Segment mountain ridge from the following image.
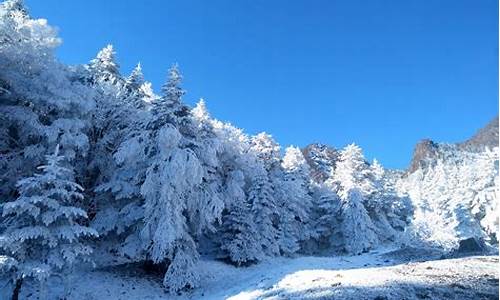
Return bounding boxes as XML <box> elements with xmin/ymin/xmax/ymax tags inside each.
<box><xmin>408</xmin><ymin>116</ymin><xmax>499</xmax><ymax>173</ymax></box>
<box><xmin>302</xmin><ymin>116</ymin><xmax>498</xmax><ymax>176</ymax></box>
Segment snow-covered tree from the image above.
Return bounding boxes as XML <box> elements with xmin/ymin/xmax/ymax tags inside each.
<box><xmin>340</xmin><ymin>188</ymin><xmax>378</xmax><ymax>254</ymax></box>
<box><xmin>186</xmin><ymin>99</ymin><xmax>225</xmax><ymax>236</ymax></box>
<box><xmin>0</xmin><ymin>145</ymin><xmax>97</xmax><ymax>296</ymax></box>
<box><xmin>150</xmin><ymin>64</ymin><xmax>191</xmax><ymax>130</ymax></box>
<box><xmin>126</xmin><ymin>63</ymin><xmax>145</xmax><ymax>90</ymax></box>
<box><xmin>250</xmin><ymin>132</ymin><xmax>281</xmax><ymax>172</ymax></box>
<box><xmin>333</xmin><ymin>144</ymin><xmax>373</xmax><ymax>196</ymax></box>
<box><xmin>0</xmin><ymin>0</ymin><xmax>94</xmax><ymax>203</ymax></box>
<box><xmin>219</xmin><ymin>170</ymin><xmax>263</xmax><ymax>265</ymax></box>
<box><xmin>248</xmin><ymin>170</ymin><xmax>280</xmax><ymax>256</ymax></box>
<box><xmin>162</xmin><ymin>238</ymin><xmax>200</xmax><ymax>292</ymax></box>
<box><xmin>139</xmin><ymin>124</ymin><xmax>203</xmax><ymax>292</ymax></box>
<box><xmin>2</xmin><ymin>0</ymin><xmax>27</xmax><ymax>15</ymax></box>
<box><xmin>161</xmin><ymin>63</ymin><xmax>184</xmax><ymax>106</ymax></box>
<box><xmin>277</xmin><ymin>146</ymin><xmax>314</xmax><ymax>254</ymax></box>
<box><xmin>122</xmin><ymin>63</ymin><xmax>150</xmax><ymax>109</ymax></box>
<box><xmin>88</xmin><ymin>44</ymin><xmax>121</xmax><ymax>84</ymax></box>
<box><xmin>333</xmin><ymin>144</ymin><xmax>378</xmax><ymax>254</ymax></box>
<box><xmin>310</xmin><ymin>184</ymin><xmax>342</xmax><ymax>251</ymax></box>
<box><xmin>90</xmin><ymin>126</ymin><xmax>150</xmax><ymax>259</ymax></box>
<box><xmin>364</xmin><ymin>159</ymin><xmax>412</xmax><ymax>243</ymax></box>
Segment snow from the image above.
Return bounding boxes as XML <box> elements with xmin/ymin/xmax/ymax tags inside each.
<box><xmin>229</xmin><ymin>256</ymin><xmax>498</xmax><ymax>300</ymax></box>
<box><xmin>5</xmin><ymin>249</ymin><xmax>497</xmax><ymax>300</ymax></box>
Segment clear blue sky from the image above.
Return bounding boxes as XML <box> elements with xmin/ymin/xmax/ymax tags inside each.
<box><xmin>26</xmin><ymin>0</ymin><xmax>498</xmax><ymax>169</ymax></box>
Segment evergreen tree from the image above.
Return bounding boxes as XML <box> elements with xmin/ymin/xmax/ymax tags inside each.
<box><xmin>89</xmin><ymin>44</ymin><xmax>120</xmax><ymax>84</ymax></box>
<box><xmin>126</xmin><ymin>63</ymin><xmax>145</xmax><ymax>90</ymax></box>
<box><xmin>192</xmin><ymin>98</ymin><xmax>208</xmax><ymax>122</ymax></box>
<box><xmin>187</xmin><ymin>100</ymin><xmax>225</xmax><ymax>236</ymax></box>
<box><xmin>150</xmin><ymin>64</ymin><xmax>191</xmax><ymax>130</ymax></box>
<box><xmin>122</xmin><ymin>63</ymin><xmax>148</xmax><ymax>109</ymax></box>
<box><xmin>333</xmin><ymin>144</ymin><xmax>372</xmax><ymax>196</ymax></box>
<box><xmin>365</xmin><ymin>159</ymin><xmax>411</xmax><ymax>243</ymax></box>
<box><xmin>277</xmin><ymin>146</ymin><xmax>314</xmax><ymax>254</ymax></box>
<box><xmin>219</xmin><ymin>170</ymin><xmax>263</xmax><ymax>265</ymax></box>
<box><xmin>311</xmin><ymin>185</ymin><xmax>342</xmax><ymax>250</ymax></box>
<box><xmin>163</xmin><ymin>238</ymin><xmax>200</xmax><ymax>292</ymax></box>
<box><xmin>340</xmin><ymin>188</ymin><xmax>378</xmax><ymax>254</ymax></box>
<box><xmin>0</xmin><ymin>0</ymin><xmax>93</xmax><ymax>203</ymax></box>
<box><xmin>161</xmin><ymin>63</ymin><xmax>184</xmax><ymax>105</ymax></box>
<box><xmin>334</xmin><ymin>144</ymin><xmax>378</xmax><ymax>254</ymax></box>
<box><xmin>0</xmin><ymin>145</ymin><xmax>97</xmax><ymax>295</ymax></box>
<box><xmin>139</xmin><ymin>124</ymin><xmax>203</xmax><ymax>292</ymax></box>
<box><xmin>250</xmin><ymin>132</ymin><xmax>281</xmax><ymax>172</ymax></box>
<box><xmin>249</xmin><ymin>171</ymin><xmax>280</xmax><ymax>256</ymax></box>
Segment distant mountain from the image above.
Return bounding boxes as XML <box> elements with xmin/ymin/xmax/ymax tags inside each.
<box><xmin>408</xmin><ymin>116</ymin><xmax>499</xmax><ymax>173</ymax></box>
<box><xmin>301</xmin><ymin>117</ymin><xmax>498</xmax><ymax>178</ymax></box>
<box><xmin>459</xmin><ymin>116</ymin><xmax>499</xmax><ymax>152</ymax></box>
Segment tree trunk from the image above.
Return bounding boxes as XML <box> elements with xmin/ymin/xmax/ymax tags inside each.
<box><xmin>11</xmin><ymin>277</ymin><xmax>23</xmax><ymax>300</ymax></box>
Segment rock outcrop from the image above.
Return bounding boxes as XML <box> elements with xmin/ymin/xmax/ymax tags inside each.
<box><xmin>301</xmin><ymin>143</ymin><xmax>339</xmax><ymax>183</ymax></box>
<box><xmin>408</xmin><ymin>116</ymin><xmax>499</xmax><ymax>173</ymax></box>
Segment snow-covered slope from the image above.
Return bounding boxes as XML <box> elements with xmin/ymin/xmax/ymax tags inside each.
<box><xmin>5</xmin><ymin>251</ymin><xmax>498</xmax><ymax>300</ymax></box>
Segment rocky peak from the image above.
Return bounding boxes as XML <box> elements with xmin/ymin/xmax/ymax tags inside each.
<box><xmin>408</xmin><ymin>139</ymin><xmax>440</xmax><ymax>173</ymax></box>
<box><xmin>301</xmin><ymin>143</ymin><xmax>339</xmax><ymax>183</ymax></box>
<box><xmin>408</xmin><ymin>116</ymin><xmax>499</xmax><ymax>173</ymax></box>
<box><xmin>459</xmin><ymin>116</ymin><xmax>499</xmax><ymax>152</ymax></box>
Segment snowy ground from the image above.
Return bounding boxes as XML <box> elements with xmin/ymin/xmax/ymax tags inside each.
<box><xmin>7</xmin><ymin>250</ymin><xmax>499</xmax><ymax>300</ymax></box>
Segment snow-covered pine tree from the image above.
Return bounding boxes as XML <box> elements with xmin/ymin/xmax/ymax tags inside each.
<box><xmin>250</xmin><ymin>132</ymin><xmax>281</xmax><ymax>173</ymax></box>
<box><xmin>310</xmin><ymin>184</ymin><xmax>342</xmax><ymax>251</ymax></box>
<box><xmin>248</xmin><ymin>169</ymin><xmax>280</xmax><ymax>257</ymax></box>
<box><xmin>162</xmin><ymin>237</ymin><xmax>200</xmax><ymax>292</ymax></box>
<box><xmin>187</xmin><ymin>99</ymin><xmax>225</xmax><ymax>236</ymax></box>
<box><xmin>88</xmin><ymin>44</ymin><xmax>121</xmax><ymax>85</ymax></box>
<box><xmin>0</xmin><ymin>145</ymin><xmax>97</xmax><ymax>297</ymax></box>
<box><xmin>83</xmin><ymin>48</ymin><xmax>154</xmax><ymax>264</ymax></box>
<box><xmin>161</xmin><ymin>64</ymin><xmax>184</xmax><ymax>105</ymax></box>
<box><xmin>334</xmin><ymin>144</ymin><xmax>378</xmax><ymax>254</ymax></box>
<box><xmin>246</xmin><ymin>133</ymin><xmax>282</xmax><ymax>256</ymax></box>
<box><xmin>370</xmin><ymin>159</ymin><xmax>384</xmax><ymax>180</ymax></box>
<box><xmin>139</xmin><ymin>124</ymin><xmax>203</xmax><ymax>292</ymax></box>
<box><xmin>340</xmin><ymin>188</ymin><xmax>378</xmax><ymax>254</ymax></box>
<box><xmin>126</xmin><ymin>63</ymin><xmax>145</xmax><ymax>90</ymax></box>
<box><xmin>219</xmin><ymin>170</ymin><xmax>263</xmax><ymax>265</ymax></box>
<box><xmin>363</xmin><ymin>159</ymin><xmax>403</xmax><ymax>243</ymax></box>
<box><xmin>206</xmin><ymin>120</ymin><xmax>267</xmax><ymax>263</ymax></box>
<box><xmin>86</xmin><ymin>44</ymin><xmax>126</xmax><ymax>157</ymax></box>
<box><xmin>471</xmin><ymin>148</ymin><xmax>499</xmax><ymax>245</ymax></box>
<box><xmin>122</xmin><ymin>62</ymin><xmax>148</xmax><ymax>109</ymax></box>
<box><xmin>277</xmin><ymin>146</ymin><xmax>314</xmax><ymax>255</ymax></box>
<box><xmin>459</xmin><ymin>148</ymin><xmax>498</xmax><ymax>245</ymax></box>
<box><xmin>0</xmin><ymin>0</ymin><xmax>94</xmax><ymax>203</ymax></box>
<box><xmin>85</xmin><ymin>45</ymin><xmax>149</xmax><ymax>250</ymax></box>
<box><xmin>150</xmin><ymin>64</ymin><xmax>191</xmax><ymax>131</ymax></box>
<box><xmin>91</xmin><ymin>127</ymin><xmax>150</xmax><ymax>260</ymax></box>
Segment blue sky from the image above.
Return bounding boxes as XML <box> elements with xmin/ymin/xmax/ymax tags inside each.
<box><xmin>26</xmin><ymin>0</ymin><xmax>498</xmax><ymax>169</ymax></box>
